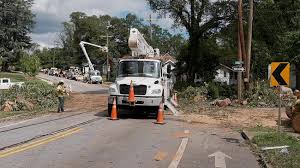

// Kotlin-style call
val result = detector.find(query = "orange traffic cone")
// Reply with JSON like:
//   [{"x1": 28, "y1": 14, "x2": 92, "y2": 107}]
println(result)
[
  {"x1": 109, "y1": 97, "x2": 119, "y2": 120},
  {"x1": 128, "y1": 80, "x2": 136, "y2": 106},
  {"x1": 155, "y1": 102, "x2": 165, "y2": 125}
]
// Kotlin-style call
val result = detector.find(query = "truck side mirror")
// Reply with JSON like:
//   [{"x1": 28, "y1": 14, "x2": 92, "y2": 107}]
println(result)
[{"x1": 167, "y1": 64, "x2": 171, "y2": 74}]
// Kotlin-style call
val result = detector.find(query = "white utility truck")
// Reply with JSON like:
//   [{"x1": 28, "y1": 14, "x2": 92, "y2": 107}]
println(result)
[
  {"x1": 108, "y1": 28, "x2": 174, "y2": 116},
  {"x1": 79, "y1": 41, "x2": 108, "y2": 84},
  {"x1": 0, "y1": 78, "x2": 24, "y2": 90}
]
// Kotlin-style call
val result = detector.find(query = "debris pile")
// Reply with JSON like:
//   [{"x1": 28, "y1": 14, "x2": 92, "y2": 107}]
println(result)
[
  {"x1": 0, "y1": 98, "x2": 35, "y2": 112},
  {"x1": 0, "y1": 80, "x2": 56, "y2": 113},
  {"x1": 216, "y1": 98, "x2": 232, "y2": 107}
]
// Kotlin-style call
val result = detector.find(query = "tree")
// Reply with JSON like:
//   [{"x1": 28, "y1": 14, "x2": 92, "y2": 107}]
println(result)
[
  {"x1": 56, "y1": 12, "x2": 185, "y2": 72},
  {"x1": 250, "y1": 0, "x2": 300, "y2": 88},
  {"x1": 0, "y1": 0, "x2": 35, "y2": 71},
  {"x1": 147, "y1": 0, "x2": 236, "y2": 81},
  {"x1": 20, "y1": 54, "x2": 40, "y2": 76}
]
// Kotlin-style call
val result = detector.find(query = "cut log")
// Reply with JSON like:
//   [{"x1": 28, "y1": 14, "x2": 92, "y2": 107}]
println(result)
[
  {"x1": 292, "y1": 114, "x2": 300, "y2": 133},
  {"x1": 286, "y1": 106, "x2": 293, "y2": 119}
]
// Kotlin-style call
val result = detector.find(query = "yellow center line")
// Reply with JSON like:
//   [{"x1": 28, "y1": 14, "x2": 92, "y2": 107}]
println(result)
[{"x1": 0, "y1": 127, "x2": 82, "y2": 158}]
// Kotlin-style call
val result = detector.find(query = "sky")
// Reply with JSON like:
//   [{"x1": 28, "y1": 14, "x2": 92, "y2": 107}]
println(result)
[{"x1": 30, "y1": 0, "x2": 179, "y2": 48}]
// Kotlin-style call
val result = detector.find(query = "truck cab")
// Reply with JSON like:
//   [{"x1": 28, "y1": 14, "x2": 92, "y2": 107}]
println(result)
[
  {"x1": 108, "y1": 59, "x2": 169, "y2": 115},
  {"x1": 88, "y1": 70, "x2": 102, "y2": 84}
]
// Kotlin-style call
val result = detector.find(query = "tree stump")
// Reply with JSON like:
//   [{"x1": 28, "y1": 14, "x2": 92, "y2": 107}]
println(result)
[
  {"x1": 292, "y1": 114, "x2": 300, "y2": 133},
  {"x1": 286, "y1": 106, "x2": 293, "y2": 119}
]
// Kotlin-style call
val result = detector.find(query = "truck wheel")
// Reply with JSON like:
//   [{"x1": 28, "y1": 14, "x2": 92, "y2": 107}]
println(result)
[{"x1": 108, "y1": 104, "x2": 112, "y2": 117}]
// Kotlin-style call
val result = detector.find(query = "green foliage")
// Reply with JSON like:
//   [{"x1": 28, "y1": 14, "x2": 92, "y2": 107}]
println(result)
[
  {"x1": 177, "y1": 82, "x2": 237, "y2": 101},
  {"x1": 252, "y1": 132, "x2": 300, "y2": 168},
  {"x1": 218, "y1": 84, "x2": 236, "y2": 99},
  {"x1": 245, "y1": 81, "x2": 278, "y2": 107},
  {"x1": 147, "y1": 0, "x2": 236, "y2": 81},
  {"x1": 1, "y1": 80, "x2": 57, "y2": 111},
  {"x1": 178, "y1": 86, "x2": 208, "y2": 101},
  {"x1": 207, "y1": 82, "x2": 219, "y2": 99},
  {"x1": 0, "y1": 0, "x2": 35, "y2": 71},
  {"x1": 20, "y1": 54, "x2": 41, "y2": 76},
  {"x1": 173, "y1": 81, "x2": 194, "y2": 92},
  {"x1": 37, "y1": 12, "x2": 185, "y2": 72}
]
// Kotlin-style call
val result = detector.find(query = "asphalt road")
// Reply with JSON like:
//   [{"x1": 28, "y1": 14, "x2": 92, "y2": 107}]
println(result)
[
  {"x1": 38, "y1": 73, "x2": 108, "y2": 94},
  {"x1": 0, "y1": 75, "x2": 260, "y2": 168}
]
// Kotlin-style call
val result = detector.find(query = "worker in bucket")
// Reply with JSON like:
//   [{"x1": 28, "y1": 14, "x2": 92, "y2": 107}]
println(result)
[{"x1": 56, "y1": 80, "x2": 68, "y2": 113}]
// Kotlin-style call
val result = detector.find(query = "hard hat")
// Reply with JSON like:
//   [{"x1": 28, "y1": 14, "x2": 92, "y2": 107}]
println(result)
[{"x1": 59, "y1": 80, "x2": 64, "y2": 83}]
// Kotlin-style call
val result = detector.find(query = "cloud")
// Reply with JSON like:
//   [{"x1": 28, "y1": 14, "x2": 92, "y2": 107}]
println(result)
[
  {"x1": 30, "y1": 32, "x2": 60, "y2": 48},
  {"x1": 31, "y1": 0, "x2": 176, "y2": 47}
]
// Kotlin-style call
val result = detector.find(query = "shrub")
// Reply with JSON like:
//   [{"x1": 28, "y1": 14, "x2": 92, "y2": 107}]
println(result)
[
  {"x1": 20, "y1": 54, "x2": 41, "y2": 76},
  {"x1": 174, "y1": 81, "x2": 194, "y2": 91},
  {"x1": 245, "y1": 81, "x2": 278, "y2": 107},
  {"x1": 207, "y1": 82, "x2": 219, "y2": 99}
]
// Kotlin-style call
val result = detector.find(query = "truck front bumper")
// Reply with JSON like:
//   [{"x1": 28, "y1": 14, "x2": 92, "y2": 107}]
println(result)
[{"x1": 108, "y1": 95, "x2": 162, "y2": 107}]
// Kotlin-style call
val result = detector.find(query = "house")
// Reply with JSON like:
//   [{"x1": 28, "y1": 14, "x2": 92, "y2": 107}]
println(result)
[
  {"x1": 160, "y1": 53, "x2": 176, "y2": 75},
  {"x1": 194, "y1": 64, "x2": 235, "y2": 85}
]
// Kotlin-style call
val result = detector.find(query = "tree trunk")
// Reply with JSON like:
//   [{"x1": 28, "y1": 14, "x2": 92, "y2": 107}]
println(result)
[
  {"x1": 296, "y1": 63, "x2": 300, "y2": 90},
  {"x1": 1, "y1": 61, "x2": 9, "y2": 72},
  {"x1": 187, "y1": 34, "x2": 199, "y2": 82}
]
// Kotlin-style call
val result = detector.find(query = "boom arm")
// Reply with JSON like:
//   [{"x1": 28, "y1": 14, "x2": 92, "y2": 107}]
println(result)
[
  {"x1": 128, "y1": 28, "x2": 159, "y2": 57},
  {"x1": 79, "y1": 41, "x2": 108, "y2": 71}
]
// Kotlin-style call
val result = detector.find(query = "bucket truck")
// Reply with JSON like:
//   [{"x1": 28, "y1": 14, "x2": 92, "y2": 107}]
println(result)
[
  {"x1": 107, "y1": 28, "x2": 175, "y2": 116},
  {"x1": 79, "y1": 41, "x2": 108, "y2": 84}
]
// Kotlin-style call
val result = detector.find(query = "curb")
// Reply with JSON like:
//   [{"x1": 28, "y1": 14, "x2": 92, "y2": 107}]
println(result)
[
  {"x1": 241, "y1": 130, "x2": 273, "y2": 168},
  {"x1": 37, "y1": 76, "x2": 54, "y2": 85},
  {"x1": 165, "y1": 116, "x2": 206, "y2": 124}
]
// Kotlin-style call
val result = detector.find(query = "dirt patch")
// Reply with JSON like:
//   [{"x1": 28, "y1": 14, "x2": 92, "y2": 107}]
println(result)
[
  {"x1": 65, "y1": 92, "x2": 108, "y2": 113},
  {"x1": 181, "y1": 107, "x2": 287, "y2": 129}
]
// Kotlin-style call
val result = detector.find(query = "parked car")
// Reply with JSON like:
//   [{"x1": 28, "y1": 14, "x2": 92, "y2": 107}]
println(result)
[{"x1": 49, "y1": 67, "x2": 58, "y2": 76}]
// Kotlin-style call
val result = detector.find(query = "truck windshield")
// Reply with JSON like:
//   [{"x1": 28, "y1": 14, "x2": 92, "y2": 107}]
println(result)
[
  {"x1": 118, "y1": 61, "x2": 160, "y2": 78},
  {"x1": 90, "y1": 71, "x2": 100, "y2": 76}
]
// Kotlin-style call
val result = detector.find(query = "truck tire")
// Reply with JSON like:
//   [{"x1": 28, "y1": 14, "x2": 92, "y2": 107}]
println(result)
[{"x1": 107, "y1": 104, "x2": 112, "y2": 117}]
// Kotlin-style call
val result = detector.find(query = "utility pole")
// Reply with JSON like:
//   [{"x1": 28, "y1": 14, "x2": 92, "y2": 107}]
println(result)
[
  {"x1": 237, "y1": 26, "x2": 243, "y2": 100},
  {"x1": 146, "y1": 14, "x2": 158, "y2": 41},
  {"x1": 101, "y1": 22, "x2": 113, "y2": 81},
  {"x1": 237, "y1": 0, "x2": 244, "y2": 100},
  {"x1": 238, "y1": 0, "x2": 247, "y2": 82},
  {"x1": 52, "y1": 49, "x2": 55, "y2": 68},
  {"x1": 246, "y1": 0, "x2": 254, "y2": 81}
]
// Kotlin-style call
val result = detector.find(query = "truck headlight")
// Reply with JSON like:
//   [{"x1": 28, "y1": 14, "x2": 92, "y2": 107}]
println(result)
[
  {"x1": 109, "y1": 87, "x2": 116, "y2": 93},
  {"x1": 151, "y1": 89, "x2": 161, "y2": 94}
]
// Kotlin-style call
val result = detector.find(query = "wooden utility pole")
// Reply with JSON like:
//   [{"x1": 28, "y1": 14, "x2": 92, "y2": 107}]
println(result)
[
  {"x1": 101, "y1": 21, "x2": 113, "y2": 81},
  {"x1": 146, "y1": 14, "x2": 158, "y2": 41},
  {"x1": 238, "y1": 0, "x2": 247, "y2": 81},
  {"x1": 101, "y1": 34, "x2": 113, "y2": 81},
  {"x1": 246, "y1": 0, "x2": 254, "y2": 81},
  {"x1": 237, "y1": 25, "x2": 243, "y2": 100}
]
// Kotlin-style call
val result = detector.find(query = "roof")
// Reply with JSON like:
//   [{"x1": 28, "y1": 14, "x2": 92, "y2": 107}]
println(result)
[
  {"x1": 219, "y1": 64, "x2": 233, "y2": 71},
  {"x1": 160, "y1": 53, "x2": 176, "y2": 63}
]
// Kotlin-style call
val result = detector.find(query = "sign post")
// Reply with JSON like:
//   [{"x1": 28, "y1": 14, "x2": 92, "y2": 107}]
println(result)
[
  {"x1": 270, "y1": 62, "x2": 290, "y2": 132},
  {"x1": 233, "y1": 61, "x2": 244, "y2": 101}
]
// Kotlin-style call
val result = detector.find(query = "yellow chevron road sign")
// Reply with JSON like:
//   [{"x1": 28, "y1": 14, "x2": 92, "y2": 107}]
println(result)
[{"x1": 270, "y1": 62, "x2": 290, "y2": 87}]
